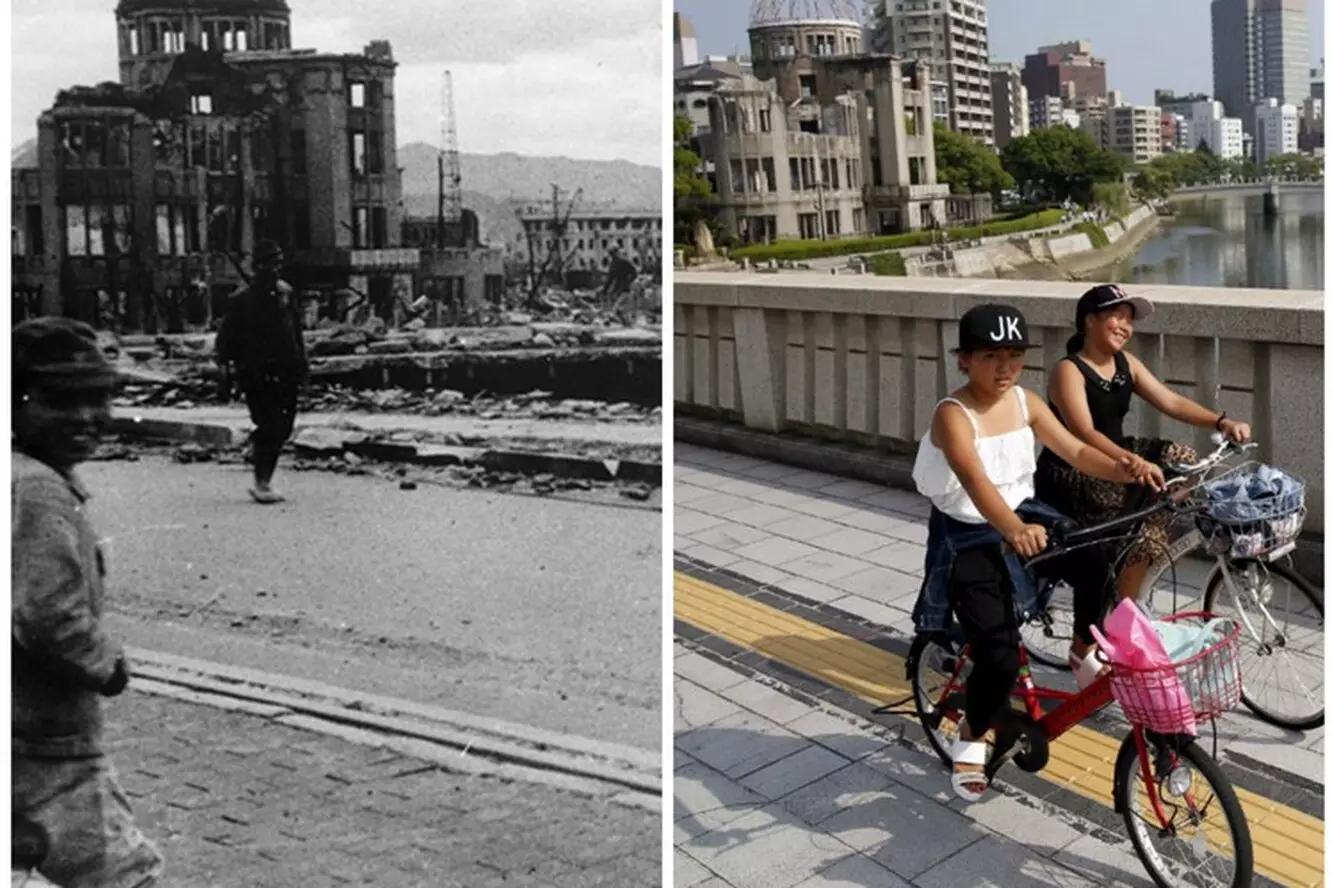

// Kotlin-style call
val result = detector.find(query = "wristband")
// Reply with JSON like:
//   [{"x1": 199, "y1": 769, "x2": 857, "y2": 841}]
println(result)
[{"x1": 1214, "y1": 412, "x2": 1227, "y2": 431}]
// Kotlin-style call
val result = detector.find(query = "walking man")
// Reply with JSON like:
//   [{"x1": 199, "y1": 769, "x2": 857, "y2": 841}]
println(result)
[
  {"x1": 215, "y1": 239, "x2": 309, "y2": 503},
  {"x1": 12, "y1": 316, "x2": 164, "y2": 888}
]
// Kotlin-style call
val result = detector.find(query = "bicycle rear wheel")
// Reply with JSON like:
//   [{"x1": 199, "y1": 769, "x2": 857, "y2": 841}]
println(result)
[
  {"x1": 1020, "y1": 581, "x2": 1075, "y2": 670},
  {"x1": 1204, "y1": 560, "x2": 1324, "y2": 730},
  {"x1": 907, "y1": 633, "x2": 968, "y2": 767},
  {"x1": 1115, "y1": 732, "x2": 1253, "y2": 888}
]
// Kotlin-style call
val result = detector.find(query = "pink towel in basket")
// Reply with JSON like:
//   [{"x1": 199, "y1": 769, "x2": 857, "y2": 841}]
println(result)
[{"x1": 1090, "y1": 599, "x2": 1197, "y2": 734}]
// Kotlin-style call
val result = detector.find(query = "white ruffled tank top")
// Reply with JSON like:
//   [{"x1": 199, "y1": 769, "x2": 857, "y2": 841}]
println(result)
[{"x1": 912, "y1": 387, "x2": 1037, "y2": 525}]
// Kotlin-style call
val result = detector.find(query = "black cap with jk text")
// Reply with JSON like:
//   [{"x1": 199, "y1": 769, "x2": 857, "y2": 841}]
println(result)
[{"x1": 957, "y1": 303, "x2": 1036, "y2": 353}]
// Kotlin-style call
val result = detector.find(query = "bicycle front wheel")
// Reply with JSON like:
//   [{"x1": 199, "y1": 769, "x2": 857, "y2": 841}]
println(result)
[
  {"x1": 1203, "y1": 560, "x2": 1324, "y2": 730},
  {"x1": 1116, "y1": 733, "x2": 1253, "y2": 888}
]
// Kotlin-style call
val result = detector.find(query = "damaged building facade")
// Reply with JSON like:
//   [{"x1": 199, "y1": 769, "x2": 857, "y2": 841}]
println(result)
[
  {"x1": 401, "y1": 209, "x2": 506, "y2": 323},
  {"x1": 517, "y1": 206, "x2": 663, "y2": 290},
  {"x1": 11, "y1": 0, "x2": 422, "y2": 333},
  {"x1": 693, "y1": 0, "x2": 957, "y2": 243}
]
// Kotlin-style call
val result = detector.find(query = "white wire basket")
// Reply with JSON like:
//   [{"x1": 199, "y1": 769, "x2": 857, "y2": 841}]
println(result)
[{"x1": 1195, "y1": 461, "x2": 1306, "y2": 559}]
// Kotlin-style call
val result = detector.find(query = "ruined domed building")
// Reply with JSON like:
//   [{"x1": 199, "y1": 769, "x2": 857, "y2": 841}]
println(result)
[
  {"x1": 12, "y1": 0, "x2": 424, "y2": 332},
  {"x1": 681, "y1": 0, "x2": 991, "y2": 244}
]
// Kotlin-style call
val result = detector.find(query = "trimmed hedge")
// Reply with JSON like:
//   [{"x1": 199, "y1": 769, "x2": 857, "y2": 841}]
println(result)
[
  {"x1": 1073, "y1": 221, "x2": 1110, "y2": 249},
  {"x1": 870, "y1": 252, "x2": 907, "y2": 276},
  {"x1": 732, "y1": 208, "x2": 1065, "y2": 263}
]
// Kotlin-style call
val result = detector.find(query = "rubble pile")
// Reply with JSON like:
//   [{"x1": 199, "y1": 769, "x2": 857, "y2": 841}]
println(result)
[{"x1": 116, "y1": 371, "x2": 660, "y2": 425}]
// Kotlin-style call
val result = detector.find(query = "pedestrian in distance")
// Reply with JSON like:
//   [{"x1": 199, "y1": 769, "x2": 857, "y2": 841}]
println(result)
[
  {"x1": 214, "y1": 239, "x2": 309, "y2": 504},
  {"x1": 910, "y1": 304, "x2": 1163, "y2": 801},
  {"x1": 12, "y1": 316, "x2": 165, "y2": 888}
]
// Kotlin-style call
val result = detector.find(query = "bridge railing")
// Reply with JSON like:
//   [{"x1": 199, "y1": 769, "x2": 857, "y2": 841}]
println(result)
[
  {"x1": 674, "y1": 273, "x2": 1325, "y2": 531},
  {"x1": 1173, "y1": 179, "x2": 1323, "y2": 193}
]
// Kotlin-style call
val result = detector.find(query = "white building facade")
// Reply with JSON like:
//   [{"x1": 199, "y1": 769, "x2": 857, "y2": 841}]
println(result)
[{"x1": 1254, "y1": 97, "x2": 1300, "y2": 162}]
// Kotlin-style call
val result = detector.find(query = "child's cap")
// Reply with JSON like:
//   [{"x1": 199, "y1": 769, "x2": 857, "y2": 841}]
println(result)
[{"x1": 957, "y1": 304, "x2": 1035, "y2": 353}]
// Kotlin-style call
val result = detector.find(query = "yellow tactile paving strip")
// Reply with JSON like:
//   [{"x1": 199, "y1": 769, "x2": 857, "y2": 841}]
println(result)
[{"x1": 675, "y1": 571, "x2": 1325, "y2": 888}]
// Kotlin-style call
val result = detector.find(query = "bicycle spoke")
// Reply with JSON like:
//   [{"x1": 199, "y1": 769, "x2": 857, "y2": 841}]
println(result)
[{"x1": 1216, "y1": 567, "x2": 1323, "y2": 723}]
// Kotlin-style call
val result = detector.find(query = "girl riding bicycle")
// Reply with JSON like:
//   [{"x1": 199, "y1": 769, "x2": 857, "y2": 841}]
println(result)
[
  {"x1": 1033, "y1": 285, "x2": 1251, "y2": 677},
  {"x1": 912, "y1": 303, "x2": 1164, "y2": 802}
]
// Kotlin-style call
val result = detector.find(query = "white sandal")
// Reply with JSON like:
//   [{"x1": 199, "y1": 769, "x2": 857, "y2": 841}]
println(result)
[
  {"x1": 950, "y1": 720, "x2": 991, "y2": 802},
  {"x1": 1069, "y1": 648, "x2": 1111, "y2": 691}
]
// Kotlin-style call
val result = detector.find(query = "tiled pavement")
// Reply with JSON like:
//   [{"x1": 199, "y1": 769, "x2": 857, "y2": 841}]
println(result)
[
  {"x1": 89, "y1": 690, "x2": 659, "y2": 887},
  {"x1": 674, "y1": 443, "x2": 1324, "y2": 779},
  {"x1": 675, "y1": 643, "x2": 1162, "y2": 888},
  {"x1": 673, "y1": 443, "x2": 1323, "y2": 888}
]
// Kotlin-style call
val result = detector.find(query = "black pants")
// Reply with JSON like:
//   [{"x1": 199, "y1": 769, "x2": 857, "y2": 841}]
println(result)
[
  {"x1": 240, "y1": 370, "x2": 300, "y2": 483},
  {"x1": 949, "y1": 543, "x2": 1114, "y2": 735}
]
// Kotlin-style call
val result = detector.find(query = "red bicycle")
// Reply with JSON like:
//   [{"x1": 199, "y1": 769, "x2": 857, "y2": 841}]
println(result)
[{"x1": 907, "y1": 508, "x2": 1255, "y2": 888}]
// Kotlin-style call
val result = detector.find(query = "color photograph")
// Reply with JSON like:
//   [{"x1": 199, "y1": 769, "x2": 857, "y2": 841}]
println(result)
[{"x1": 672, "y1": 2, "x2": 1325, "y2": 886}]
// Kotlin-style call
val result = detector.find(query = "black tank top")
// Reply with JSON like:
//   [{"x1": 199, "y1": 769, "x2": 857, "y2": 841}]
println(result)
[{"x1": 1043, "y1": 352, "x2": 1133, "y2": 465}]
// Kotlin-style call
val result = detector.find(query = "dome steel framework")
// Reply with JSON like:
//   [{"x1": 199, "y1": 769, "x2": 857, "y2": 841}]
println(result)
[{"x1": 749, "y1": 0, "x2": 863, "y2": 27}]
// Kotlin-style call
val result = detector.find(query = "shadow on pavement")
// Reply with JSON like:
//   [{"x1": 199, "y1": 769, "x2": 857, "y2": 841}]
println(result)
[{"x1": 676, "y1": 716, "x2": 1158, "y2": 887}]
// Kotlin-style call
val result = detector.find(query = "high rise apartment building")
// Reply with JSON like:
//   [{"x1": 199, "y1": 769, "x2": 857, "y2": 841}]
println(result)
[
  {"x1": 1254, "y1": 97, "x2": 1300, "y2": 160},
  {"x1": 867, "y1": 0, "x2": 995, "y2": 146},
  {"x1": 1022, "y1": 40, "x2": 1107, "y2": 103},
  {"x1": 1189, "y1": 100, "x2": 1247, "y2": 157},
  {"x1": 1105, "y1": 105, "x2": 1163, "y2": 164},
  {"x1": 1029, "y1": 95, "x2": 1078, "y2": 130},
  {"x1": 989, "y1": 62, "x2": 1028, "y2": 148},
  {"x1": 1211, "y1": 0, "x2": 1311, "y2": 131}
]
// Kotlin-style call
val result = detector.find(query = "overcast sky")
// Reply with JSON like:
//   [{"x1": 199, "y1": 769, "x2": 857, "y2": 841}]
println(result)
[
  {"x1": 10, "y1": 0, "x2": 663, "y2": 166},
  {"x1": 676, "y1": 0, "x2": 1326, "y2": 107}
]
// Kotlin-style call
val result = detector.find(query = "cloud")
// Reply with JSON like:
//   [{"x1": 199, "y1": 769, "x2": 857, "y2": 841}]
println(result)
[{"x1": 10, "y1": 0, "x2": 663, "y2": 165}]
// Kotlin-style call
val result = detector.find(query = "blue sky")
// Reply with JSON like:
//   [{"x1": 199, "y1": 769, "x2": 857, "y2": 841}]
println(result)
[{"x1": 675, "y1": 0, "x2": 1326, "y2": 106}]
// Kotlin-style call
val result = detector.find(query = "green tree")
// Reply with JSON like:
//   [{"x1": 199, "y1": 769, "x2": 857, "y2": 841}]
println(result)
[
  {"x1": 674, "y1": 115, "x2": 718, "y2": 244},
  {"x1": 1132, "y1": 164, "x2": 1175, "y2": 201},
  {"x1": 1000, "y1": 126, "x2": 1125, "y2": 206},
  {"x1": 1225, "y1": 156, "x2": 1259, "y2": 181},
  {"x1": 1263, "y1": 152, "x2": 1323, "y2": 180},
  {"x1": 933, "y1": 123, "x2": 1014, "y2": 195},
  {"x1": 1092, "y1": 181, "x2": 1130, "y2": 215}
]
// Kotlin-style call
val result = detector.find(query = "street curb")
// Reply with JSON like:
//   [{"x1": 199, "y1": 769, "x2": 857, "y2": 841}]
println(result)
[
  {"x1": 126, "y1": 647, "x2": 660, "y2": 797},
  {"x1": 111, "y1": 414, "x2": 663, "y2": 486},
  {"x1": 675, "y1": 414, "x2": 1324, "y2": 583},
  {"x1": 675, "y1": 414, "x2": 914, "y2": 489},
  {"x1": 111, "y1": 415, "x2": 245, "y2": 447}
]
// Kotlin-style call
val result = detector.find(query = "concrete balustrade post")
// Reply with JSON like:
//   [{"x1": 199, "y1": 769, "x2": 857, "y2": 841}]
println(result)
[
  {"x1": 864, "y1": 315, "x2": 881, "y2": 441},
  {"x1": 1136, "y1": 333, "x2": 1166, "y2": 439},
  {"x1": 732, "y1": 307, "x2": 788, "y2": 432},
  {"x1": 832, "y1": 313, "x2": 849, "y2": 433},
  {"x1": 1258, "y1": 343, "x2": 1324, "y2": 529},
  {"x1": 1192, "y1": 336, "x2": 1221, "y2": 452},
  {"x1": 898, "y1": 317, "x2": 919, "y2": 441}
]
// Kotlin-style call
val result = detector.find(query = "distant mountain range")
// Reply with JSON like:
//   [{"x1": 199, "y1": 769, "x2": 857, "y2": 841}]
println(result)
[{"x1": 10, "y1": 138, "x2": 661, "y2": 247}]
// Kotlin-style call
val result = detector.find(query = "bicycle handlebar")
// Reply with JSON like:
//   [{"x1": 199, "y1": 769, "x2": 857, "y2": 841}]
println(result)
[
  {"x1": 1015, "y1": 432, "x2": 1258, "y2": 568},
  {"x1": 1162, "y1": 432, "x2": 1257, "y2": 478}
]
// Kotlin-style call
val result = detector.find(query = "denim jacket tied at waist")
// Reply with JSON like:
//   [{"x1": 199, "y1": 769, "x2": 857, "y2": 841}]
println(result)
[{"x1": 912, "y1": 498, "x2": 1066, "y2": 635}]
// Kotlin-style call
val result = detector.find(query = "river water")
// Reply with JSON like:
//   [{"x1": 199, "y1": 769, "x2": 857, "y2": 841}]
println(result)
[{"x1": 1105, "y1": 190, "x2": 1324, "y2": 291}]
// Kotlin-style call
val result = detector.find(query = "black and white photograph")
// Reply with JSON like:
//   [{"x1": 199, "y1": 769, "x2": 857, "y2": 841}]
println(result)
[{"x1": 9, "y1": 0, "x2": 665, "y2": 884}]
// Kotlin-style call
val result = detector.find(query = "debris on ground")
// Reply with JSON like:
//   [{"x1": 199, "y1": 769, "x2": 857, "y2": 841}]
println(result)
[{"x1": 115, "y1": 373, "x2": 660, "y2": 425}]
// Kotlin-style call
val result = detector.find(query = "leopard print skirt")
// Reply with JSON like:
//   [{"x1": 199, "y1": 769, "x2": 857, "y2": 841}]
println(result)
[{"x1": 1035, "y1": 438, "x2": 1198, "y2": 568}]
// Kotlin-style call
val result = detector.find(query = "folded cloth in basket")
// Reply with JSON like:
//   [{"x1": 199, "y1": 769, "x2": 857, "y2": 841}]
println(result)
[
  {"x1": 1152, "y1": 617, "x2": 1239, "y2": 714},
  {"x1": 1205, "y1": 465, "x2": 1304, "y2": 523}
]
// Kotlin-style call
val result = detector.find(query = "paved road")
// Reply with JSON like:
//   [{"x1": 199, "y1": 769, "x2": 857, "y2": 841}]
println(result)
[
  {"x1": 80, "y1": 456, "x2": 660, "y2": 751},
  {"x1": 94, "y1": 689, "x2": 659, "y2": 887}
]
